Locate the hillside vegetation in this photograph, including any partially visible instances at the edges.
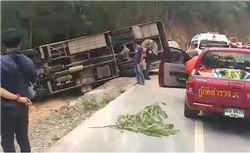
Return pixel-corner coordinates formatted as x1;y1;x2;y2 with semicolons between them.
1;1;250;50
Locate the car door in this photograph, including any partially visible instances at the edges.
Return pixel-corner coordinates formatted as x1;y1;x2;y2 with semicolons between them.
159;47;191;88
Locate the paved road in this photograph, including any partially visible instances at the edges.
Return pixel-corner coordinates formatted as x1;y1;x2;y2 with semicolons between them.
48;75;250;152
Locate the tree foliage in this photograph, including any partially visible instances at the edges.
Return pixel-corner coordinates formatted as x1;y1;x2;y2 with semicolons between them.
1;1;249;50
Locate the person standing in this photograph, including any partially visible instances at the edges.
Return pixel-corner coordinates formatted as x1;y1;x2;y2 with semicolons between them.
120;44;131;61
143;46;153;80
142;47;149;80
134;43;145;85
1;28;36;152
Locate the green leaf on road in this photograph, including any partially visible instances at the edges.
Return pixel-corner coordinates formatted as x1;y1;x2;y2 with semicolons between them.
115;104;180;137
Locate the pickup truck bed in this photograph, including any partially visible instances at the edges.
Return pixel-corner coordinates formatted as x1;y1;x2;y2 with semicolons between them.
185;48;250;119
186;71;250;118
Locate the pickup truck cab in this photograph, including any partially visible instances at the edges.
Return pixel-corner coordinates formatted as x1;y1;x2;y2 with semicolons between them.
185;48;250;118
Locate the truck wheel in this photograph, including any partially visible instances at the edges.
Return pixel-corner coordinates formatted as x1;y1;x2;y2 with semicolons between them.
184;100;199;118
120;68;135;77
33;88;50;101
118;61;134;70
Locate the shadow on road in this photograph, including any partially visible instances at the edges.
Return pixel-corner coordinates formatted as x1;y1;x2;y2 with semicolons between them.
149;71;158;75
198;115;250;138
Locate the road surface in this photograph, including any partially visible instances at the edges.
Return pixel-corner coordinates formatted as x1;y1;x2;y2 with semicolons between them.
48;75;250;152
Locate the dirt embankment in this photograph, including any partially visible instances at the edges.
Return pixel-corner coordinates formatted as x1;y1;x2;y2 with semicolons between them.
29;95;77;125
28;77;135;152
166;20;210;49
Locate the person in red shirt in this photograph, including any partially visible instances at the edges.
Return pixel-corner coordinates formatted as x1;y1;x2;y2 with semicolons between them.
185;56;199;75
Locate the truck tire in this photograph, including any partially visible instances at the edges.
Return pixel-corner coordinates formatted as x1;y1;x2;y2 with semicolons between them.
118;61;134;70
184;98;199;118
120;68;135;77
33;88;50;101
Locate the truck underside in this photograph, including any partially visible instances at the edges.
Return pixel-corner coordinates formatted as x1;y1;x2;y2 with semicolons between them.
24;21;169;99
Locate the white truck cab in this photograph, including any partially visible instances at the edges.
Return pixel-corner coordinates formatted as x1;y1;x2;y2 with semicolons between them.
188;33;230;55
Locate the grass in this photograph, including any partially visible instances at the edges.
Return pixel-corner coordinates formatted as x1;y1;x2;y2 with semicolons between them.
81;95;115;111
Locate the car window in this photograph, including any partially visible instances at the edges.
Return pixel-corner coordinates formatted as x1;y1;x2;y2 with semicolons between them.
199;40;228;49
189;41;198;50
201;51;250;70
169;47;191;64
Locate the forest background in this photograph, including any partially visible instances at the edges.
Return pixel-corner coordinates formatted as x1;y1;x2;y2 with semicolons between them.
1;1;250;51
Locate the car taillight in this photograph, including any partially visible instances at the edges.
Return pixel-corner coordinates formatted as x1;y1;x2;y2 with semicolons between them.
186;77;195;94
187;77;195;84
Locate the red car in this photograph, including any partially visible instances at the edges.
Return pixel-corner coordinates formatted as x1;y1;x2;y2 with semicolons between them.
185;48;250;118
159;47;250;119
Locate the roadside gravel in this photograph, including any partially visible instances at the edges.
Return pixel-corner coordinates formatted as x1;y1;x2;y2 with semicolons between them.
28;77;134;152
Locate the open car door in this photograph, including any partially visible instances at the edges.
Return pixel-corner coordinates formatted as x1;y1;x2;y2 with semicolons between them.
159;47;191;88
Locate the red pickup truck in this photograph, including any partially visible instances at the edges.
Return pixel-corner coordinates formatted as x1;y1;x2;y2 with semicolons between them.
185;48;250;118
159;47;250;119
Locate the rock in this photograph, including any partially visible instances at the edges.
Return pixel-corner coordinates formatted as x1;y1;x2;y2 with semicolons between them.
51;135;60;141
69;101;76;107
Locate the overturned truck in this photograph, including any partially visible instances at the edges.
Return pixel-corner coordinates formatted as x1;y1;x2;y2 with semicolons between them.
112;21;166;76
24;21;169;98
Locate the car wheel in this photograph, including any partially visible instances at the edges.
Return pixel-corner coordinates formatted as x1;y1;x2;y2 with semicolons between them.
184;98;199;118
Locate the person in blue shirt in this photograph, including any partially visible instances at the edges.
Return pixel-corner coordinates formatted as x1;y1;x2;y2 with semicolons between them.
1;28;36;152
134;43;145;85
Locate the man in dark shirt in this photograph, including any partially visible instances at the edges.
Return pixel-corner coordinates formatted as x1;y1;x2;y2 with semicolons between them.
134;43;145;85
1;29;36;152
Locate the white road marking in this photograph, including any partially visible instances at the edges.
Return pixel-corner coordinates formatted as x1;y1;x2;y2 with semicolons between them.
194;120;205;152
249;136;250;153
